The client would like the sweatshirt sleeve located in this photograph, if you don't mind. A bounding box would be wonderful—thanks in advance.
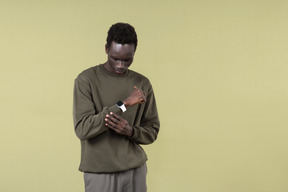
[130,85,160,145]
[73,77,121,140]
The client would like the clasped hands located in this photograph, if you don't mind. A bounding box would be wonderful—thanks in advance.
[105,86,146,137]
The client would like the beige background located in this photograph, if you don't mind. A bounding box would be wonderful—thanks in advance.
[1,0,288,192]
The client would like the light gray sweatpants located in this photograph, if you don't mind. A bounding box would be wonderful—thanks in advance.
[84,163,147,192]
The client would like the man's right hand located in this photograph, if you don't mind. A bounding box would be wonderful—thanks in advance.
[123,86,146,107]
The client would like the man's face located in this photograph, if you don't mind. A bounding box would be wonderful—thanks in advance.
[105,41,135,74]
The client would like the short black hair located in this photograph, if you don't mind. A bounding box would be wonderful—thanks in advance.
[106,22,138,51]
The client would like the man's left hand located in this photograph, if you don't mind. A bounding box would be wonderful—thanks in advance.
[105,112,133,137]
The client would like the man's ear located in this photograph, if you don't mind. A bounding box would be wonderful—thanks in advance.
[105,44,109,54]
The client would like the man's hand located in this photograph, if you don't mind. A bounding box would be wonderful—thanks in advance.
[123,86,146,107]
[105,112,134,137]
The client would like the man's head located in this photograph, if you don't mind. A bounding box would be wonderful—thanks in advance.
[104,23,138,75]
[106,22,138,51]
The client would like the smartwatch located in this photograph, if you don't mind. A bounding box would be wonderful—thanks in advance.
[116,101,126,112]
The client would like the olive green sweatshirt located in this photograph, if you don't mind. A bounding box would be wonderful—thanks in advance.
[73,64,160,173]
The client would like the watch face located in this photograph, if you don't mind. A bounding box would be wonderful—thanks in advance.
[117,101,124,106]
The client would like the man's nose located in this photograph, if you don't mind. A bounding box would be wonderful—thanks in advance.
[116,61,125,68]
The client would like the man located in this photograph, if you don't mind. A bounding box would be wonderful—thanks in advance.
[73,23,160,192]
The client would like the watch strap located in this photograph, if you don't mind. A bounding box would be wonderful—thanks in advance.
[116,101,126,112]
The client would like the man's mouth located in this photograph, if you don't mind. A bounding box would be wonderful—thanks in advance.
[115,68,125,73]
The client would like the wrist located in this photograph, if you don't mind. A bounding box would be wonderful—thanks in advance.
[123,99,129,107]
[129,127,134,137]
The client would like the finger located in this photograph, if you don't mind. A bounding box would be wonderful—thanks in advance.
[138,88,145,97]
[109,112,121,120]
[105,115,119,127]
[106,113,119,123]
[106,113,124,125]
[105,118,122,131]
[140,94,147,102]
[105,118,115,128]
[134,86,143,92]
[110,113,129,127]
